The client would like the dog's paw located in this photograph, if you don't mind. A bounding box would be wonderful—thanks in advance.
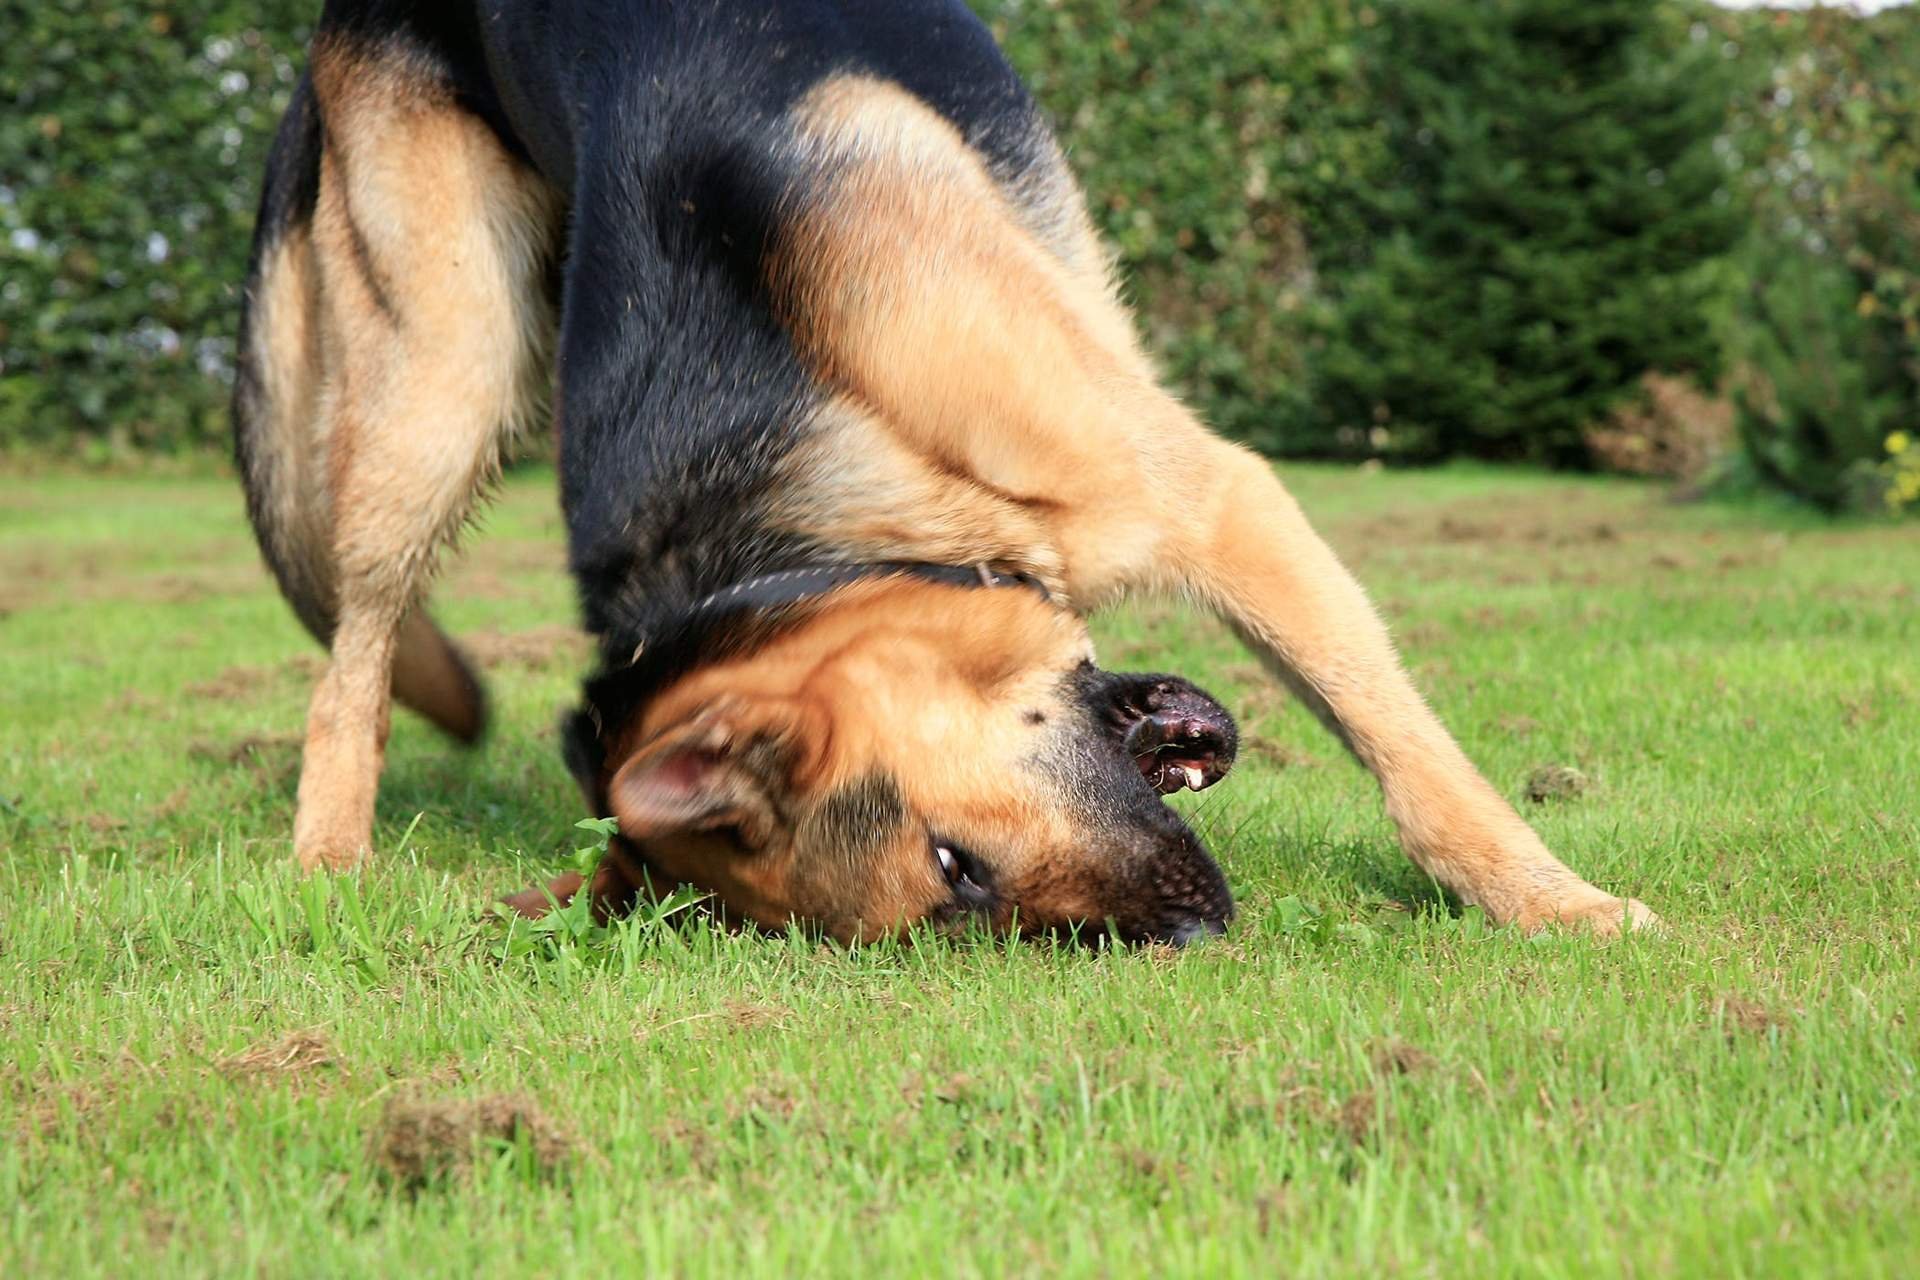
[295,839,371,874]
[1537,893,1661,938]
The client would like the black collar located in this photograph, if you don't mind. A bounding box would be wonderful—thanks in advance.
[642,559,1050,661]
[564,560,1053,913]
[572,559,1053,759]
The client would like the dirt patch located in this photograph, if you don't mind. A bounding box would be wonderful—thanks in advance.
[731,1085,799,1124]
[1243,736,1322,770]
[480,540,568,575]
[107,689,169,719]
[460,624,591,671]
[1337,1089,1379,1145]
[192,734,302,791]
[1524,764,1589,804]
[186,665,276,701]
[0,544,264,615]
[1369,1039,1435,1077]
[368,1093,573,1188]
[17,1080,116,1140]
[901,1072,978,1108]
[218,1030,338,1081]
[725,1000,789,1031]
[1842,697,1879,728]
[1351,496,1645,554]
[1714,994,1792,1039]
[1498,714,1541,739]
[145,783,191,817]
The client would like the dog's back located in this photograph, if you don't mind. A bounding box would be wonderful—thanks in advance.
[234,1,1649,941]
[234,0,1096,691]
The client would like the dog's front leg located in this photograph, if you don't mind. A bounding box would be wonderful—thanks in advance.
[1160,440,1654,934]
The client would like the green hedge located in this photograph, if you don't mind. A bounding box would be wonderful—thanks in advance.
[0,0,1378,456]
[0,2,311,455]
[1720,4,1920,514]
[7,0,1906,517]
[985,1,1384,449]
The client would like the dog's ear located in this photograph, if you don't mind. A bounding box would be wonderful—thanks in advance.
[607,699,817,851]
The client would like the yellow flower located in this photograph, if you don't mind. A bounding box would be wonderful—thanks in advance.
[1887,430,1911,456]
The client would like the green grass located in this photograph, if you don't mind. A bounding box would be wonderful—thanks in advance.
[2,461,1916,1277]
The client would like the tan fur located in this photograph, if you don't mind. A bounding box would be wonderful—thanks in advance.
[752,76,1651,934]
[600,580,1110,939]
[279,38,560,870]
[242,231,333,618]
[274,54,1649,934]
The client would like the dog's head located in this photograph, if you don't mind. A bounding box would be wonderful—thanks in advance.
[569,578,1236,944]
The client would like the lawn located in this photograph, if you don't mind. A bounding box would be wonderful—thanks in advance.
[2,461,1915,1276]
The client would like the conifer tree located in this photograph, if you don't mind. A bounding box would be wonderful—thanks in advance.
[1308,0,1740,463]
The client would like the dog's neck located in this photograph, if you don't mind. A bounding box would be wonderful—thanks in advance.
[562,560,1052,917]
[642,560,1048,659]
[563,559,1050,804]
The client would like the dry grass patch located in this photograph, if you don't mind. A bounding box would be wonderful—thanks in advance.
[368,1093,574,1188]
[218,1030,338,1081]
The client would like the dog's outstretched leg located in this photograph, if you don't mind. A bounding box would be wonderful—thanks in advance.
[238,42,554,871]
[770,75,1651,933]
[1163,438,1657,935]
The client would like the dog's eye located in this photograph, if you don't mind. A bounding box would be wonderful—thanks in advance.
[933,841,984,894]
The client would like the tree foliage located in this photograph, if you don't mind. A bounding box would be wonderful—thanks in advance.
[0,1,310,455]
[1303,0,1742,464]
[1724,4,1920,513]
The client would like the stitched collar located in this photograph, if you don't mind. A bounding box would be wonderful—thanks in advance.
[625,560,1051,664]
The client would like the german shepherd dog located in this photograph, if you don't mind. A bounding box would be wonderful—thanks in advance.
[234,0,1655,944]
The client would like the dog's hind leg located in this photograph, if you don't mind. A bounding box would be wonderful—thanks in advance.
[235,75,509,751]
[235,43,555,871]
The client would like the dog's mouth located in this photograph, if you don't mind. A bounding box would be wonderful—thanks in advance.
[1107,676,1239,795]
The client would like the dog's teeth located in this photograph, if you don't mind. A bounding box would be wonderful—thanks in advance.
[1182,765,1205,790]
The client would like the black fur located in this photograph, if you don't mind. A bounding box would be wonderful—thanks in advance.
[232,71,328,639]
[513,1,1056,670]
[240,1,1240,941]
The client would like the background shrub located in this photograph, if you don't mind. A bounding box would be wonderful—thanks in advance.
[0,0,1913,519]
[1722,4,1920,514]
[1301,0,1742,465]
[0,1,310,456]
[984,0,1386,449]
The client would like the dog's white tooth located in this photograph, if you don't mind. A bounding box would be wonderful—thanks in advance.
[1182,764,1205,791]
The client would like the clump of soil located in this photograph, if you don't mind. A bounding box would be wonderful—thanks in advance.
[1243,736,1322,770]
[186,665,278,701]
[1337,1089,1379,1145]
[725,1000,788,1031]
[368,1094,572,1188]
[1525,764,1589,804]
[1715,994,1792,1039]
[1369,1039,1434,1076]
[191,733,302,768]
[218,1030,337,1080]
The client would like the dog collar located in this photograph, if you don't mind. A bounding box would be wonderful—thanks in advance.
[574,559,1053,907]
[629,560,1051,664]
